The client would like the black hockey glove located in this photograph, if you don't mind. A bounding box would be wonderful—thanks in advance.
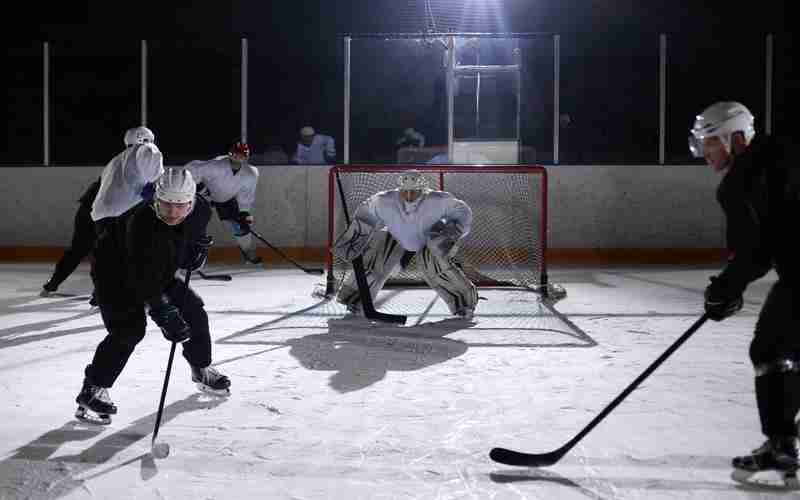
[704,275,744,321]
[236,211,253,233]
[185,235,214,271]
[148,298,191,343]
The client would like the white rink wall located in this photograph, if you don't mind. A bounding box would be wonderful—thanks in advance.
[0,165,723,250]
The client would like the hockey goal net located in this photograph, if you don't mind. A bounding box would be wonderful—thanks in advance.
[326,165,558,295]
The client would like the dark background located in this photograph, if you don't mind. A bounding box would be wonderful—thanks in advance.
[2,0,794,166]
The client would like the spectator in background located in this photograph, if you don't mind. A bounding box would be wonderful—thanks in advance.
[396,128,426,149]
[292,126,336,165]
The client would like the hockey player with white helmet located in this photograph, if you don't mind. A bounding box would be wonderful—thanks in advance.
[91,126,164,230]
[76,168,230,424]
[689,101,756,172]
[689,101,800,484]
[334,170,478,319]
[183,140,262,264]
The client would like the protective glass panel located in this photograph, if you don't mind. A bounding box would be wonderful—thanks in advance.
[50,40,139,165]
[149,38,240,165]
[1,43,41,165]
[348,35,553,166]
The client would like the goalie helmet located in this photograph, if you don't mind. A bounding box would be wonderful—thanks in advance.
[123,126,155,147]
[154,168,195,225]
[398,170,429,213]
[398,170,429,192]
[689,101,755,158]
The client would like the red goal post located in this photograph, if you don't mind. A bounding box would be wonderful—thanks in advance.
[326,164,554,294]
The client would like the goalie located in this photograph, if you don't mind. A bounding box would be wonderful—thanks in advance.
[334,170,478,319]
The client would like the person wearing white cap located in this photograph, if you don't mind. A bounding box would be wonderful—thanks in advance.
[395,127,426,149]
[292,126,336,165]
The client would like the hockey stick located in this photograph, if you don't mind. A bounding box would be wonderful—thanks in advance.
[151,269,194,459]
[247,227,324,275]
[490,313,710,467]
[335,171,406,325]
[197,270,232,281]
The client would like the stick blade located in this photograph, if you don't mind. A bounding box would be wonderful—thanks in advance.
[489,447,562,467]
[366,310,407,325]
[305,269,325,275]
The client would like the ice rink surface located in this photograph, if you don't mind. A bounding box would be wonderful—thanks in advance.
[0,262,790,499]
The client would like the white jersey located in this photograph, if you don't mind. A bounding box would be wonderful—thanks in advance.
[183,156,260,212]
[293,134,336,165]
[354,189,472,252]
[91,142,164,221]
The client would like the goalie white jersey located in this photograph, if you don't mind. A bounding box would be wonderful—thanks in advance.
[354,189,472,252]
[91,142,164,222]
[183,156,260,212]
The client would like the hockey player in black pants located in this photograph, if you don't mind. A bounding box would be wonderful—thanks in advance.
[75,168,230,425]
[41,178,101,303]
[689,101,800,483]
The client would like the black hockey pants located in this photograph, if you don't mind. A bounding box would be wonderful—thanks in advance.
[85,279,212,387]
[749,280,800,437]
[46,203,96,289]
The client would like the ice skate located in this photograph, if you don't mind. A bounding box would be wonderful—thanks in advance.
[731,436,800,489]
[191,365,231,396]
[239,247,263,265]
[40,281,57,297]
[75,379,117,425]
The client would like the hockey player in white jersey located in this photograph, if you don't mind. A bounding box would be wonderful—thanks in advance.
[184,140,262,264]
[334,170,478,319]
[91,126,164,232]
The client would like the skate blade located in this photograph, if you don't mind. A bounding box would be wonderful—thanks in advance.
[732,468,799,490]
[75,406,112,425]
[196,383,231,397]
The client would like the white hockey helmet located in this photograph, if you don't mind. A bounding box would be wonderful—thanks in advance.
[398,170,429,192]
[689,101,755,158]
[300,126,315,137]
[154,168,195,225]
[398,170,429,213]
[124,126,155,147]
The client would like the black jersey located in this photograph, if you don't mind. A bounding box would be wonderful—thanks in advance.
[92,196,212,305]
[715,134,797,294]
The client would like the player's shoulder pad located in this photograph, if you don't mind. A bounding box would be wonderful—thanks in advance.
[423,190,454,201]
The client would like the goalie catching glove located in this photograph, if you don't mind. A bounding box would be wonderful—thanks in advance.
[427,219,464,259]
[333,219,375,262]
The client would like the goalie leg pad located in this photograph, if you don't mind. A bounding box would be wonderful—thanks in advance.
[333,219,375,262]
[336,230,406,309]
[419,247,478,316]
[427,234,458,260]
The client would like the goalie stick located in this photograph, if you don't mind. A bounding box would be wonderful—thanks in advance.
[197,270,232,281]
[334,170,406,325]
[247,227,324,275]
[489,313,709,467]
